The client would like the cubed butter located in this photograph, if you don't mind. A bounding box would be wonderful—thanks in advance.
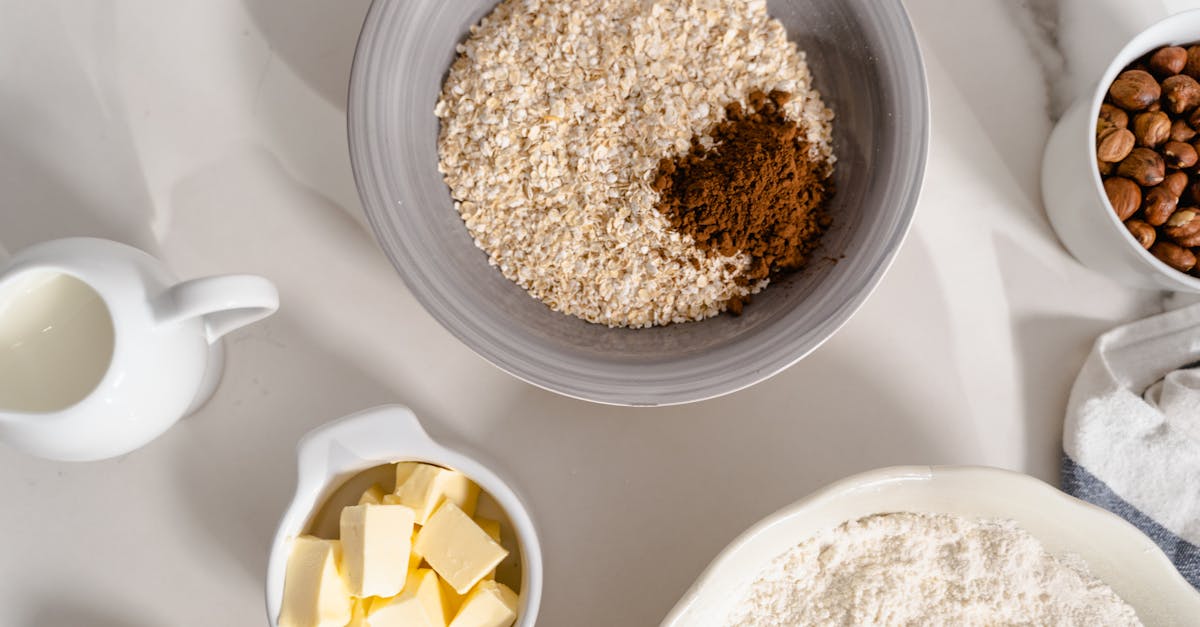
[475,518,501,543]
[415,503,508,594]
[278,536,353,627]
[474,518,502,580]
[448,581,519,627]
[359,484,385,506]
[394,461,420,490]
[439,576,467,619]
[410,529,424,572]
[368,568,450,627]
[393,464,481,524]
[347,598,369,627]
[340,504,417,598]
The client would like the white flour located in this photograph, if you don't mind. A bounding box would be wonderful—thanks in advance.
[725,513,1142,626]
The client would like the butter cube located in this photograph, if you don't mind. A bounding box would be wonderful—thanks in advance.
[278,536,353,627]
[368,568,449,627]
[340,504,417,598]
[474,518,502,580]
[410,529,425,572]
[415,503,508,594]
[395,461,420,490]
[394,464,481,524]
[359,484,385,506]
[439,576,467,619]
[347,598,369,627]
[448,581,519,627]
[475,518,501,543]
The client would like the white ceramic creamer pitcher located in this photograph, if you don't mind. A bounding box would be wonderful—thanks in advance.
[0,237,279,461]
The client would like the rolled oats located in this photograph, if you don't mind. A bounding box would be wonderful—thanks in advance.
[436,0,834,328]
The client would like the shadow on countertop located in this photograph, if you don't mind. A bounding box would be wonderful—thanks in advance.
[242,0,373,111]
[466,236,978,627]
[23,602,157,627]
[160,311,425,586]
[0,6,159,258]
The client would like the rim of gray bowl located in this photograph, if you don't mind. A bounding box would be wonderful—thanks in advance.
[348,0,930,407]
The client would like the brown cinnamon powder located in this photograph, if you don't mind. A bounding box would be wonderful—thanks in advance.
[652,90,833,298]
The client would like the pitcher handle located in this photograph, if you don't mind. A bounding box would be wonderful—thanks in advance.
[157,275,279,343]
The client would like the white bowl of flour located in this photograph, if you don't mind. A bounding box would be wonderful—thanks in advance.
[662,466,1200,627]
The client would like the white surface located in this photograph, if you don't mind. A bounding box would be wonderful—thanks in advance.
[662,467,1200,627]
[1044,10,1200,292]
[265,406,542,627]
[0,0,1188,624]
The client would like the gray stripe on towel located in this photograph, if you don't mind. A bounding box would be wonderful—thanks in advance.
[1062,455,1199,590]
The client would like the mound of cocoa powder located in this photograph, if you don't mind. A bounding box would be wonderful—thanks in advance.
[652,89,833,311]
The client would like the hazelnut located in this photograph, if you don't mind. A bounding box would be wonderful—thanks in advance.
[1167,208,1197,227]
[1098,159,1115,176]
[1099,103,1129,130]
[1163,171,1190,198]
[1186,45,1200,79]
[1150,46,1189,76]
[1117,147,1166,186]
[1149,101,1164,112]
[1165,208,1200,246]
[1151,241,1197,272]
[1133,111,1171,147]
[1104,177,1142,221]
[1163,74,1200,114]
[1164,140,1199,168]
[1171,118,1196,142]
[1143,185,1179,226]
[1097,128,1135,162]
[1125,219,1157,249]
[1109,70,1162,110]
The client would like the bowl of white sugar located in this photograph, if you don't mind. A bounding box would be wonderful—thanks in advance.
[349,0,927,405]
[663,466,1200,626]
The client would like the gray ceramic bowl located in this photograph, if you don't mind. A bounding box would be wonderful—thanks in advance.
[349,0,928,406]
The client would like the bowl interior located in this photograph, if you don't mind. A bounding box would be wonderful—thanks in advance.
[662,466,1200,627]
[350,0,927,404]
[303,462,525,591]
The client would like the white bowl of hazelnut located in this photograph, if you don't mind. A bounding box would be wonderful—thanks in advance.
[1044,9,1200,291]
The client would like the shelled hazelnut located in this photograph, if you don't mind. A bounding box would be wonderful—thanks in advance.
[1151,241,1196,272]
[1098,42,1200,277]
[1109,70,1161,110]
[1098,128,1135,162]
[1117,148,1166,186]
[1165,208,1200,246]
[1150,46,1188,76]
[1126,219,1157,248]
[1163,171,1190,197]
[1143,185,1178,225]
[1171,118,1196,141]
[1133,111,1171,146]
[1104,177,1141,221]
[1163,141,1199,168]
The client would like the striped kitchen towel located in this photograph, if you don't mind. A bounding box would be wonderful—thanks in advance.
[1062,303,1200,590]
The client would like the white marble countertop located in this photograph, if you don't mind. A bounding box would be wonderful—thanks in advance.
[0,0,1192,625]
